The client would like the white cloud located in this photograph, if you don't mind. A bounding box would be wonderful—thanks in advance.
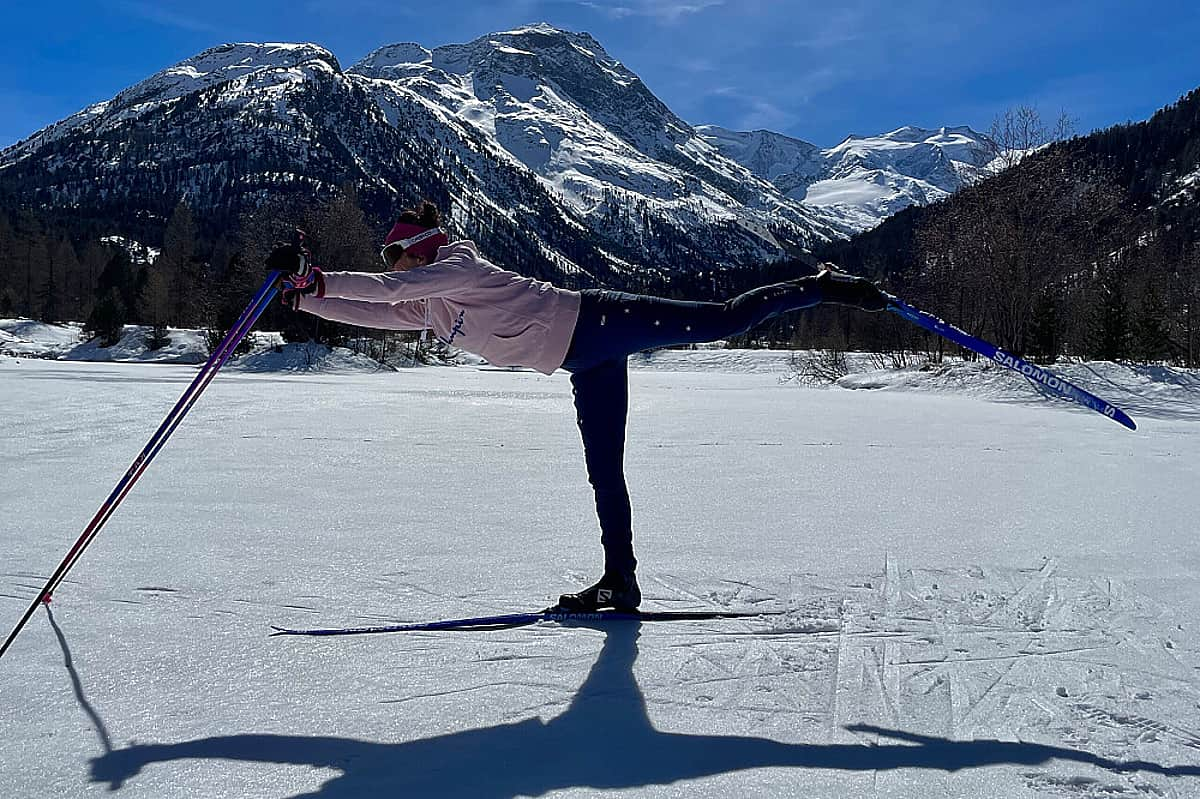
[707,86,800,132]
[115,2,222,33]
[301,0,420,15]
[678,57,717,73]
[576,0,725,23]
[788,8,871,52]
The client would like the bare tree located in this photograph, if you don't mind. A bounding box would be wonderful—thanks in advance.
[988,105,1077,170]
[309,183,379,273]
[786,347,849,385]
[913,190,994,360]
[916,101,1133,361]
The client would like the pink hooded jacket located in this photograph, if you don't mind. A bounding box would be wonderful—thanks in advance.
[297,240,582,375]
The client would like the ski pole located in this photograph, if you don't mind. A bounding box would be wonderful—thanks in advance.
[47,278,280,598]
[0,273,281,662]
[886,295,1137,430]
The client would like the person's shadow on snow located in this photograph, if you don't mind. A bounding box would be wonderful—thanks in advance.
[91,623,1200,797]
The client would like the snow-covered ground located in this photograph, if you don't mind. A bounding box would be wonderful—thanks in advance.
[0,319,88,359]
[3,332,1200,798]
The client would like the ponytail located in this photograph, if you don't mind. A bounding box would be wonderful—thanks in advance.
[397,200,442,229]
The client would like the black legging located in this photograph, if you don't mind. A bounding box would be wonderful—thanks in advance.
[560,278,823,574]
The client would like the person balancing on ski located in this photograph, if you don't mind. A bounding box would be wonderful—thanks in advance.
[267,200,889,613]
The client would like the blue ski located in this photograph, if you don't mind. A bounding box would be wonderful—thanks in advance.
[887,296,1136,430]
[270,609,776,636]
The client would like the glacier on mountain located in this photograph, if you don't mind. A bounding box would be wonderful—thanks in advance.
[698,124,1001,230]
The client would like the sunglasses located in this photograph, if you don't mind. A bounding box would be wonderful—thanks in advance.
[379,227,446,268]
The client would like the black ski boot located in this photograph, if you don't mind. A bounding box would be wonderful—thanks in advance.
[554,570,642,612]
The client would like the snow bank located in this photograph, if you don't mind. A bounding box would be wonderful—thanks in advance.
[232,341,384,373]
[628,346,796,373]
[0,318,84,357]
[0,319,383,372]
[837,357,1200,422]
[637,348,1200,424]
[63,326,211,364]
[4,317,1197,421]
[1,320,215,363]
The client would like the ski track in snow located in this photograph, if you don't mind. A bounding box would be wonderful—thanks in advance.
[2,359,1199,798]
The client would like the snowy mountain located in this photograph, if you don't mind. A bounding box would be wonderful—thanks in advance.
[0,41,405,223]
[348,25,840,245]
[0,25,994,286]
[699,124,1002,232]
[2,43,341,165]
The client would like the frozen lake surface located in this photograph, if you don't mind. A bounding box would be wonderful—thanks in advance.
[3,355,1199,798]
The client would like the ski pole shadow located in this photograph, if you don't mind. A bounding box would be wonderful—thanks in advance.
[90,621,1200,798]
[46,604,114,756]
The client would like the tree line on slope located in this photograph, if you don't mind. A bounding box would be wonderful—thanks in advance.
[3,92,1199,367]
[814,94,1200,368]
[0,180,774,360]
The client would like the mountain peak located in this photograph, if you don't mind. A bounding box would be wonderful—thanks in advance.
[1,25,1004,279]
[349,43,432,78]
[877,124,987,144]
[2,41,344,160]
[456,23,618,68]
[171,42,341,81]
[113,42,341,108]
[882,125,931,141]
[704,122,1003,229]
[499,22,571,37]
[498,23,605,47]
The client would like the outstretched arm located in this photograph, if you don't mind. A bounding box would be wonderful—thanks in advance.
[296,296,427,331]
[322,256,478,303]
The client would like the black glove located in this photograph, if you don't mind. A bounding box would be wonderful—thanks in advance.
[266,243,305,275]
[266,229,313,282]
[816,265,891,312]
[268,230,323,309]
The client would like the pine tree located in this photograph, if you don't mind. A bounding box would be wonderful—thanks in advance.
[77,241,109,321]
[0,212,13,316]
[1132,286,1171,362]
[52,238,85,322]
[207,249,266,355]
[1029,287,1063,364]
[86,288,127,347]
[95,247,138,314]
[22,233,49,319]
[137,266,171,349]
[1093,267,1130,361]
[37,262,59,323]
[311,184,376,272]
[159,201,200,326]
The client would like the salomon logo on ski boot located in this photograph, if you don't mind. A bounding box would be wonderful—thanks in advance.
[555,571,641,612]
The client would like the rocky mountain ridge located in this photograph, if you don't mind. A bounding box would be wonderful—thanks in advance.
[0,24,1001,286]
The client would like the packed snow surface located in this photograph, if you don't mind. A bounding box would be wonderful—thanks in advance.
[2,345,1200,798]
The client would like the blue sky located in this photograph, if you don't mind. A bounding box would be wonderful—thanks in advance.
[2,0,1198,149]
